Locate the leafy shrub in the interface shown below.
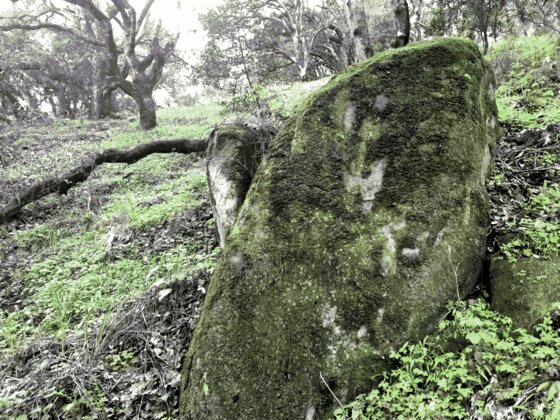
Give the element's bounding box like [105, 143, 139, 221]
[335, 302, 560, 419]
[221, 85, 272, 117]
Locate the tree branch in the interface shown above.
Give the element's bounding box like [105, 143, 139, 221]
[0, 137, 207, 223]
[138, 0, 156, 29]
[0, 22, 105, 47]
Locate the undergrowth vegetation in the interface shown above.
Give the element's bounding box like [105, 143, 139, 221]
[488, 35, 560, 129]
[500, 181, 560, 261]
[0, 105, 222, 417]
[335, 302, 560, 419]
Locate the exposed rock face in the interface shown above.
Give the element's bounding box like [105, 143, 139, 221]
[205, 125, 265, 248]
[181, 38, 499, 418]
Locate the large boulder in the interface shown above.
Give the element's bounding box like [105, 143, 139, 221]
[181, 37, 499, 419]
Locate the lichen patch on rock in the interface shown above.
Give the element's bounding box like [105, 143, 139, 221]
[347, 158, 387, 212]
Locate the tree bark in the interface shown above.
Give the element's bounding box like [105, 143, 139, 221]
[0, 137, 206, 223]
[345, 0, 372, 63]
[392, 0, 411, 48]
[206, 125, 272, 248]
[409, 0, 425, 41]
[90, 84, 115, 119]
[136, 91, 157, 130]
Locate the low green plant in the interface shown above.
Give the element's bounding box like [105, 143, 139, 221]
[335, 301, 560, 419]
[0, 237, 215, 352]
[108, 350, 138, 371]
[221, 85, 272, 117]
[14, 222, 60, 250]
[0, 314, 21, 352]
[100, 168, 206, 230]
[500, 183, 560, 262]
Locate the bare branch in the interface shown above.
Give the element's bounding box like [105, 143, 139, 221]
[0, 22, 105, 47]
[138, 0, 156, 29]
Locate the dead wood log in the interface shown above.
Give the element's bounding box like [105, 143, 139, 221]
[0, 138, 207, 223]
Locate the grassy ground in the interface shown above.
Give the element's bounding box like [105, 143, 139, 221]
[0, 105, 222, 418]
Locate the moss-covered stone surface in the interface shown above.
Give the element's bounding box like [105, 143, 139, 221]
[491, 257, 560, 328]
[206, 125, 263, 247]
[180, 37, 499, 419]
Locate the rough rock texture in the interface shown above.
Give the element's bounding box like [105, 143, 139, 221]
[180, 38, 499, 419]
[491, 258, 560, 328]
[206, 125, 265, 247]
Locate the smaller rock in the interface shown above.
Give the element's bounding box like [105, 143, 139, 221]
[205, 125, 270, 248]
[491, 257, 560, 328]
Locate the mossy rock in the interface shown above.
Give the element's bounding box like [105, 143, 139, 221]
[206, 125, 263, 248]
[181, 37, 499, 419]
[491, 257, 560, 328]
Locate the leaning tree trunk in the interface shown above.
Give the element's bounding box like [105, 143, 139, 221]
[179, 38, 499, 419]
[0, 138, 206, 223]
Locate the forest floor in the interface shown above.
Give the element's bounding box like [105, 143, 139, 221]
[0, 107, 221, 418]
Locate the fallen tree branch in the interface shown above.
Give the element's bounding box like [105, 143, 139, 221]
[0, 137, 207, 224]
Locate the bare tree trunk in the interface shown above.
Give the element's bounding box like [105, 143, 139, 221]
[136, 91, 157, 130]
[90, 85, 114, 119]
[409, 0, 425, 41]
[392, 0, 411, 48]
[345, 0, 372, 62]
[48, 96, 57, 115]
[482, 29, 489, 54]
[23, 91, 39, 110]
[57, 93, 71, 117]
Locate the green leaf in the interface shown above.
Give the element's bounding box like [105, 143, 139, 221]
[466, 332, 482, 345]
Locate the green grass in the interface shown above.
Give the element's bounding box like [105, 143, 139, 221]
[0, 102, 227, 353]
[488, 35, 560, 129]
[13, 222, 61, 251]
[1, 208, 210, 352]
[267, 78, 329, 115]
[100, 166, 206, 230]
[1, 156, 210, 351]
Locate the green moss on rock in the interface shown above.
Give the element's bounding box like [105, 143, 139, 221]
[206, 125, 265, 247]
[491, 257, 560, 328]
[180, 37, 499, 419]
